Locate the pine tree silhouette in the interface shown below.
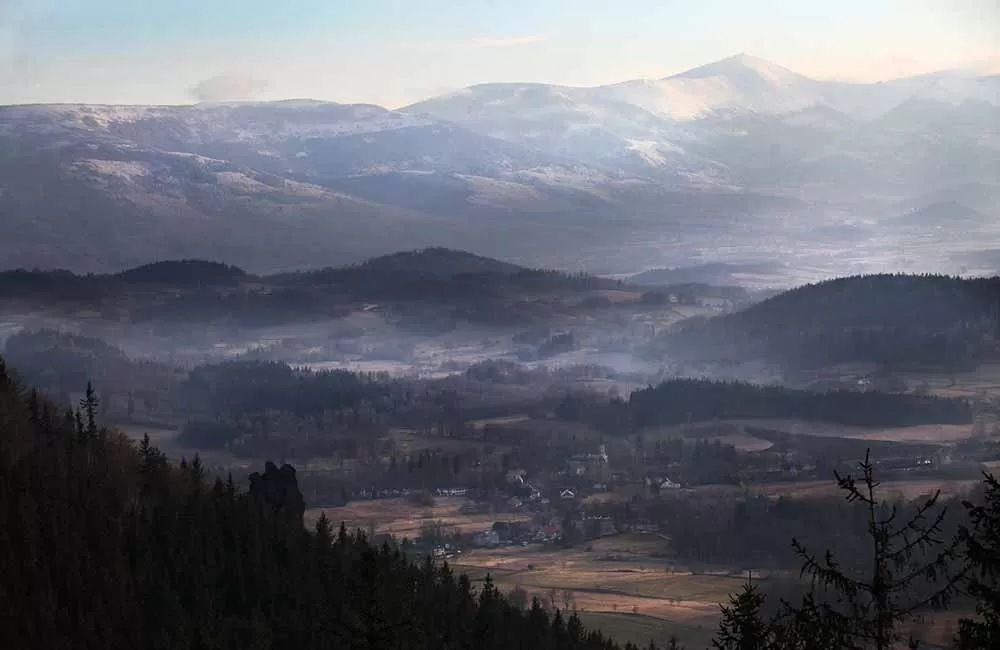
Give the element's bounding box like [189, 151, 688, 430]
[956, 473, 1000, 649]
[778, 450, 965, 650]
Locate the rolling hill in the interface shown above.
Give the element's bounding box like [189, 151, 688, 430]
[654, 274, 1000, 369]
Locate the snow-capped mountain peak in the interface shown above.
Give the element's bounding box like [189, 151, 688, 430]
[666, 52, 809, 87]
[598, 54, 822, 120]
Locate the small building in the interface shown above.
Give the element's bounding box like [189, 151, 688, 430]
[646, 476, 681, 490]
[566, 444, 609, 477]
[560, 488, 576, 500]
[436, 487, 469, 497]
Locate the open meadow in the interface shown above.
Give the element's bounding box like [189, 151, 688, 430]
[306, 496, 532, 538]
[449, 534, 744, 649]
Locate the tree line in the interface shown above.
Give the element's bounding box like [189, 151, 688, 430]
[0, 249, 618, 326]
[556, 378, 974, 432]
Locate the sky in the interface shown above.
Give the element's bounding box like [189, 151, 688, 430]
[1, 0, 998, 107]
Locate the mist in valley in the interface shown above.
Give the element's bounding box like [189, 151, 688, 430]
[2, 3, 1000, 650]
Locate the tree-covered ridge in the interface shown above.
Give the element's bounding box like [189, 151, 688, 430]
[2, 329, 160, 403]
[557, 378, 974, 431]
[0, 247, 602, 297]
[0, 248, 615, 325]
[115, 259, 249, 286]
[0, 358, 644, 650]
[0, 261, 250, 296]
[356, 247, 526, 276]
[657, 273, 1000, 368]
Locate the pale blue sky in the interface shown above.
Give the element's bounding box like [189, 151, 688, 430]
[2, 0, 997, 106]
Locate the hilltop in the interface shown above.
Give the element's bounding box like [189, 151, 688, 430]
[356, 248, 526, 277]
[655, 273, 1000, 369]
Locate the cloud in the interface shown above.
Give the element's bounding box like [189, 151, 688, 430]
[190, 74, 272, 102]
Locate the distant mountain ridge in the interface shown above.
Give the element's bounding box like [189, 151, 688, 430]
[1, 54, 997, 275]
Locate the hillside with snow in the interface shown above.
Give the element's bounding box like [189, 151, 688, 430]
[0, 53, 996, 276]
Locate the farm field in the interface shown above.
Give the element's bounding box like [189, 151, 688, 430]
[747, 477, 982, 500]
[636, 423, 776, 452]
[449, 535, 743, 648]
[638, 418, 989, 451]
[721, 419, 980, 444]
[905, 363, 1000, 399]
[576, 612, 715, 650]
[452, 532, 971, 649]
[584, 476, 983, 506]
[306, 496, 531, 538]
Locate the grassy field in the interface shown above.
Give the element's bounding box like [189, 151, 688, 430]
[636, 418, 988, 452]
[576, 612, 715, 649]
[721, 418, 979, 445]
[749, 478, 981, 500]
[905, 362, 1000, 400]
[446, 534, 751, 648]
[636, 423, 775, 452]
[307, 499, 739, 646]
[387, 427, 514, 455]
[583, 476, 982, 507]
[468, 414, 532, 430]
[306, 496, 531, 537]
[448, 533, 976, 649]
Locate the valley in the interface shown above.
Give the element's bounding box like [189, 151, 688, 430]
[2, 251, 996, 648]
[6, 5, 1000, 649]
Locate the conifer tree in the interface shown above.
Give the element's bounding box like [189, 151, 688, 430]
[777, 450, 965, 650]
[0, 362, 651, 650]
[713, 573, 773, 650]
[81, 381, 99, 438]
[955, 473, 1000, 649]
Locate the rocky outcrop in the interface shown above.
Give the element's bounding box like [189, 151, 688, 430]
[248, 461, 305, 522]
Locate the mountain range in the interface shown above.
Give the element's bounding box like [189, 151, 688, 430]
[2, 53, 997, 278]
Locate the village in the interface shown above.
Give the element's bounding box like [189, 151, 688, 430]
[318, 418, 982, 566]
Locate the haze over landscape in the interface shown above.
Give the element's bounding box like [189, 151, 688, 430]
[1, 2, 999, 650]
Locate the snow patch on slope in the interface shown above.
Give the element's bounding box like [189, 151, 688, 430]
[1, 102, 433, 141]
[72, 159, 151, 180]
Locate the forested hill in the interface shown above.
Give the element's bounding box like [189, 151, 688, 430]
[115, 260, 250, 286]
[0, 357, 643, 650]
[357, 247, 526, 276]
[0, 247, 612, 304]
[656, 274, 1000, 368]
